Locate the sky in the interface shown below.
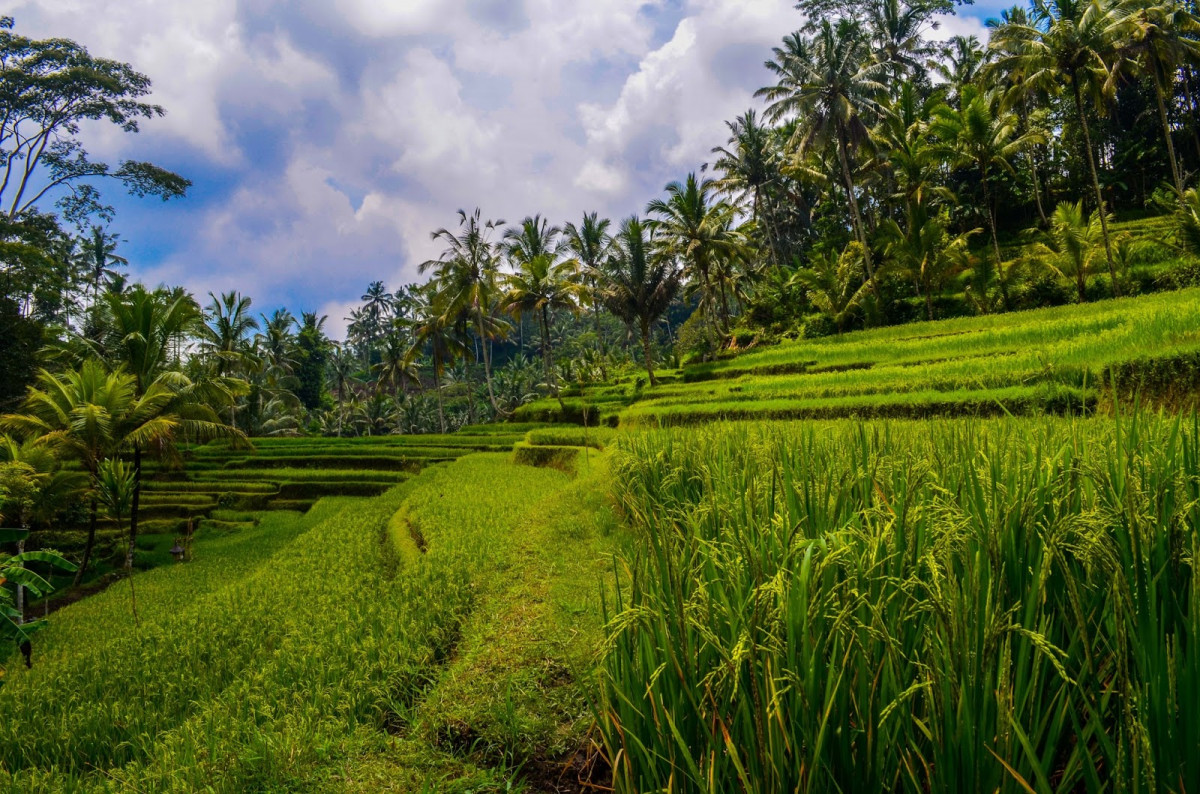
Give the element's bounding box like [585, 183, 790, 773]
[12, 0, 1001, 339]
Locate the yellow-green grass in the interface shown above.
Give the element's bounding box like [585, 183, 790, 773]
[597, 413, 1200, 793]
[519, 288, 1199, 427]
[1, 453, 620, 792]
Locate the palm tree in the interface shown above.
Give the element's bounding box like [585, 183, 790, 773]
[374, 331, 418, 397]
[201, 291, 260, 379]
[990, 0, 1136, 295]
[987, 6, 1053, 225]
[562, 212, 614, 353]
[758, 21, 888, 304]
[600, 218, 682, 386]
[1127, 0, 1200, 194]
[2, 362, 180, 581]
[258, 309, 297, 375]
[420, 209, 508, 416]
[406, 286, 467, 434]
[927, 86, 1046, 267]
[327, 346, 358, 438]
[711, 110, 788, 266]
[1034, 200, 1111, 301]
[92, 286, 241, 562]
[869, 0, 940, 92]
[880, 205, 978, 319]
[935, 35, 990, 105]
[76, 226, 128, 312]
[503, 216, 582, 398]
[793, 244, 872, 333]
[647, 173, 745, 333]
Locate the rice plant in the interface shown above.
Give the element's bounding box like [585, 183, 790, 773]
[596, 413, 1200, 793]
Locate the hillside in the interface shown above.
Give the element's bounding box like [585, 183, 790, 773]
[516, 286, 1200, 427]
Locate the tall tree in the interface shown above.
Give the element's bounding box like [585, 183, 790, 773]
[927, 86, 1045, 266]
[562, 212, 614, 352]
[419, 208, 508, 416]
[758, 21, 888, 305]
[406, 285, 467, 434]
[991, 0, 1135, 294]
[0, 17, 190, 226]
[2, 362, 186, 580]
[76, 227, 127, 313]
[647, 173, 745, 333]
[503, 216, 582, 398]
[1127, 0, 1200, 194]
[600, 218, 682, 386]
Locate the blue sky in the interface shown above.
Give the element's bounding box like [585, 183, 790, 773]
[13, 0, 997, 338]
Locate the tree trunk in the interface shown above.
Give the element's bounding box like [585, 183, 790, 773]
[1152, 75, 1184, 195]
[74, 498, 98, 586]
[433, 364, 446, 434]
[924, 285, 934, 321]
[541, 306, 557, 397]
[837, 130, 883, 308]
[15, 533, 25, 623]
[126, 445, 142, 569]
[1072, 80, 1120, 296]
[640, 317, 657, 387]
[476, 306, 501, 416]
[982, 173, 1004, 268]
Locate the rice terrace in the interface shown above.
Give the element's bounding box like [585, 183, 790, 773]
[2, 1, 1200, 792]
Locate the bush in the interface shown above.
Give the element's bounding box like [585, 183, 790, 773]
[675, 307, 720, 364]
[512, 443, 580, 472]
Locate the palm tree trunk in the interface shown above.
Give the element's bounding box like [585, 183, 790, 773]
[1152, 75, 1184, 195]
[74, 498, 99, 586]
[982, 175, 1004, 267]
[837, 131, 883, 307]
[640, 317, 657, 387]
[126, 445, 142, 569]
[1072, 80, 1120, 296]
[433, 364, 446, 434]
[540, 306, 556, 397]
[476, 306, 500, 416]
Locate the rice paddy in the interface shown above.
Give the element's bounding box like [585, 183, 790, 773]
[4, 289, 1200, 792]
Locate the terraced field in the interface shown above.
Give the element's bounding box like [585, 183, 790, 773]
[517, 287, 1200, 427]
[135, 426, 541, 537]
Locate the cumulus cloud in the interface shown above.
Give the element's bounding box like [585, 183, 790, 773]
[9, 0, 995, 338]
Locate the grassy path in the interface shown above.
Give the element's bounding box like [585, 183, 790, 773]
[317, 452, 620, 792]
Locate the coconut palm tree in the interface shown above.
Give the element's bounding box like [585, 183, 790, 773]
[990, 0, 1136, 295]
[76, 226, 128, 313]
[1127, 0, 1200, 193]
[710, 110, 788, 266]
[758, 21, 888, 304]
[880, 205, 978, 319]
[1034, 199, 1112, 301]
[91, 285, 242, 562]
[201, 291, 260, 379]
[327, 346, 358, 438]
[927, 86, 1046, 266]
[600, 218, 682, 386]
[420, 208, 508, 416]
[936, 35, 990, 105]
[646, 173, 746, 334]
[793, 244, 872, 334]
[2, 362, 187, 580]
[406, 285, 467, 434]
[503, 216, 582, 398]
[869, 0, 940, 92]
[563, 212, 614, 352]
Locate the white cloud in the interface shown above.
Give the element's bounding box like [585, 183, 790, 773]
[10, 0, 996, 340]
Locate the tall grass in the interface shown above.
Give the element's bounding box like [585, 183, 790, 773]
[597, 414, 1199, 792]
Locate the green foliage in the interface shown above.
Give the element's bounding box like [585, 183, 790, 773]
[598, 413, 1200, 792]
